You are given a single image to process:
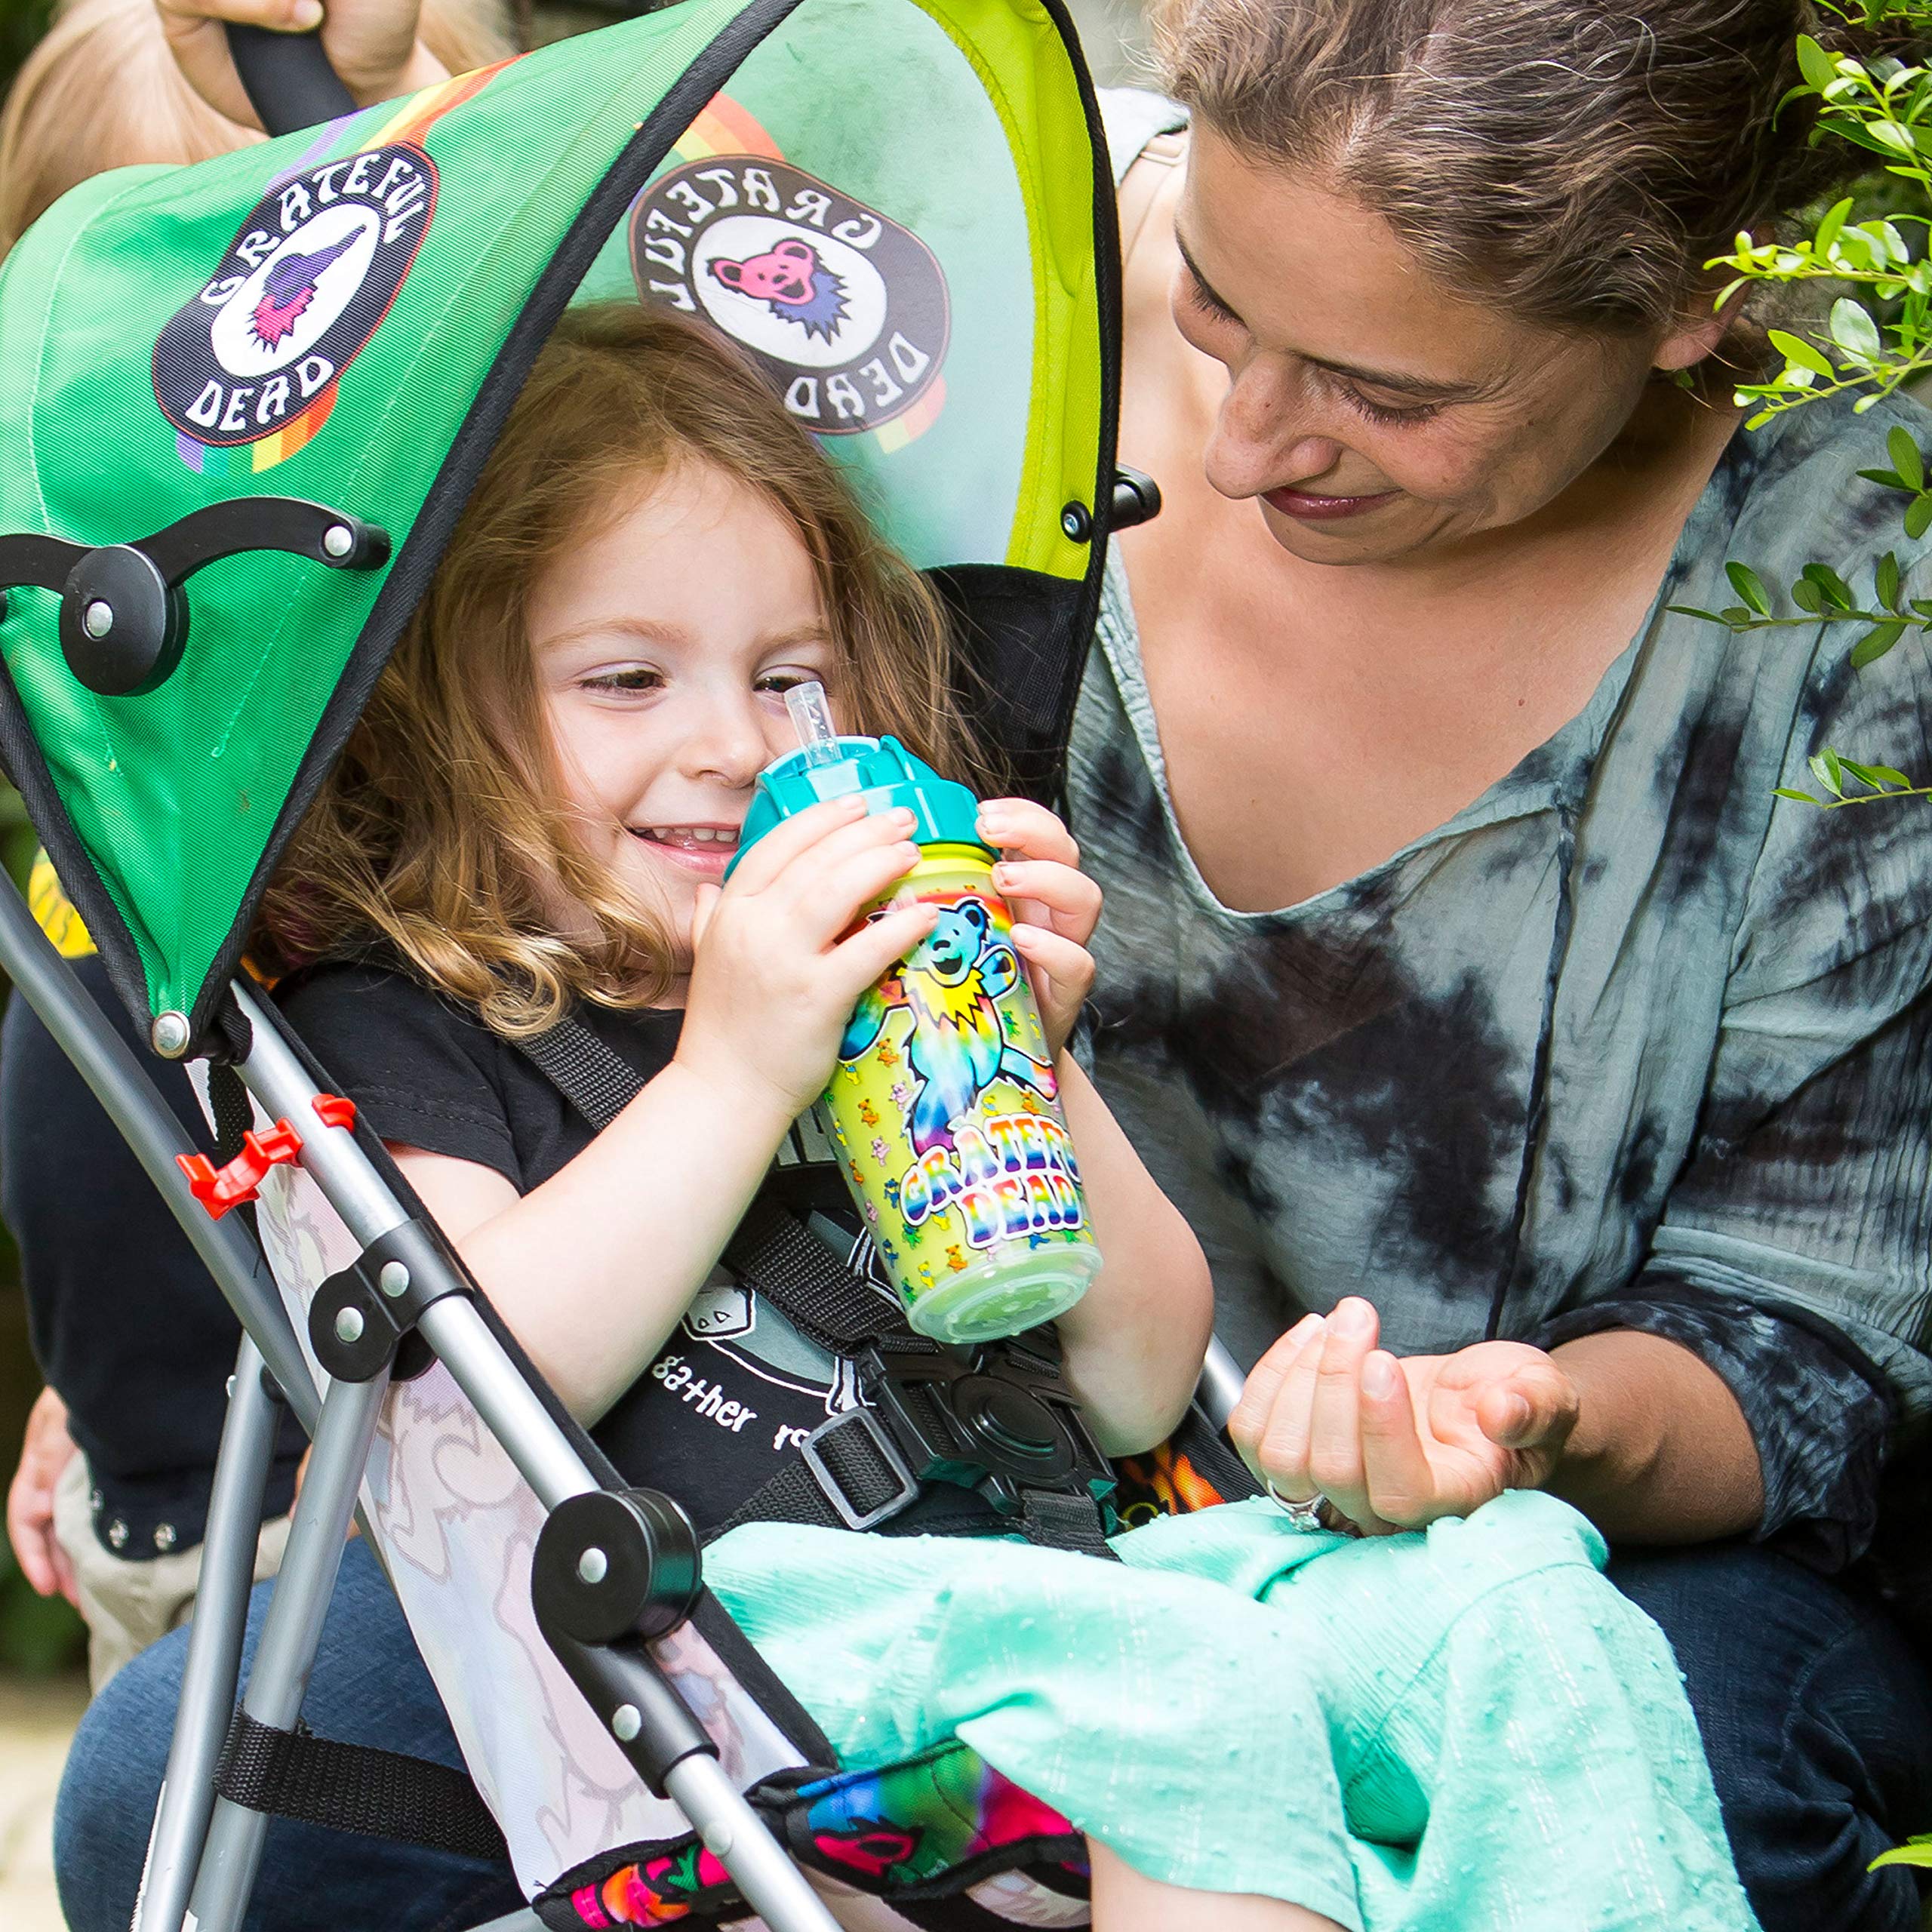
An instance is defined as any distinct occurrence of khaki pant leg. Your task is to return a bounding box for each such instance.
[53,1451,291,1691]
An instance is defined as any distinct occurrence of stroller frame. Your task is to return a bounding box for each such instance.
[1,864,843,1932]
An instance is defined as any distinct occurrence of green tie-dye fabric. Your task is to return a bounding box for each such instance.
[1069,387,1932,1566]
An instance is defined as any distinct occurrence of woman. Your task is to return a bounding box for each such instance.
[1080,5,1932,1929]
[111,0,1932,1927]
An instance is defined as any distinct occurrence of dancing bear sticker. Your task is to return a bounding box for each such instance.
[630,157,949,435]
[154,144,437,448]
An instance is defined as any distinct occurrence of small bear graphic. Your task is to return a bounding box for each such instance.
[708,236,848,343]
[840,897,1054,1155]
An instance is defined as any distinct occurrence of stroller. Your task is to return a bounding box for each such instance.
[0,8,1240,1928]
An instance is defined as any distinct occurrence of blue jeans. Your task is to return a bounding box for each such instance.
[54,1538,523,1932]
[1608,1544,1932,1932]
[55,1534,1932,1930]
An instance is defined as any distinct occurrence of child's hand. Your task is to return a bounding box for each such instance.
[675,797,937,1128]
[977,798,1101,1057]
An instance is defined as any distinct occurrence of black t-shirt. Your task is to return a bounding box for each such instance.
[278,961,902,1532]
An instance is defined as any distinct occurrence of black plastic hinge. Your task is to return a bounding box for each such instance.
[307,1217,466,1384]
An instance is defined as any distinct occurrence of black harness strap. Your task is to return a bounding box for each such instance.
[214,1712,510,1863]
[518,1013,641,1131]
[518,1015,1118,1558]
[722,1194,909,1357]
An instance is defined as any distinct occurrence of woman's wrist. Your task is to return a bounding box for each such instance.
[1543,1331,1761,1540]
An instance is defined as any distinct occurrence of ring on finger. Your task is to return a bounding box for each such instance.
[1265,1479,1359,1537]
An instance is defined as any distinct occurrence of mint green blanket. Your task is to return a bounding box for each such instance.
[708,1490,1756,1930]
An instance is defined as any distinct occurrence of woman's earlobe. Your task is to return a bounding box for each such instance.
[1654,301,1736,374]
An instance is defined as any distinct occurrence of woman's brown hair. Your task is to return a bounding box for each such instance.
[256,302,977,1037]
[0,0,512,257]
[1157,0,1924,335]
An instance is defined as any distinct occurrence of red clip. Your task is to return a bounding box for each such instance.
[177,1120,304,1220]
[312,1094,357,1131]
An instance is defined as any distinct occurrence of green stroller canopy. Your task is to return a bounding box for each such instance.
[0,0,1115,1050]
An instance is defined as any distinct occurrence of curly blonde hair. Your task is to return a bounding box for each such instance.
[257,303,977,1037]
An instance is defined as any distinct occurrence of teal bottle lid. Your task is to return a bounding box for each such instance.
[729,734,986,875]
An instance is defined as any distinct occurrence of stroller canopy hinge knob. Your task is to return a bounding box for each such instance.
[176,1118,304,1219]
[59,545,186,697]
[0,497,390,697]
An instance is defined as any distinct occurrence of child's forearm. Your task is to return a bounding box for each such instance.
[1050,1057,1212,1455]
[438,1062,796,1423]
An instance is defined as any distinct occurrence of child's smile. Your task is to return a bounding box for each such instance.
[628,821,743,877]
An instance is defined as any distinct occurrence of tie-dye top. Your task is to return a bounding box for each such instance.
[1074,99,1932,1568]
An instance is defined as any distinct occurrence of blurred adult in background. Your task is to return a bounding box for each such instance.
[0,0,512,1687]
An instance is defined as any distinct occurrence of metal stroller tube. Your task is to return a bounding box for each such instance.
[1198,1337,1247,1431]
[136,1334,285,1932]
[224,983,844,1932]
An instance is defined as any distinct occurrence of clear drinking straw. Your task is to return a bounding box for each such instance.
[786,681,842,769]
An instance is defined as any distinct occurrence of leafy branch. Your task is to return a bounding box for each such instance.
[1712,22,1932,426]
[1772,743,1930,806]
[1667,438,1929,670]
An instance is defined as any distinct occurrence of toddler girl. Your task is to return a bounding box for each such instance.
[264,302,1754,1932]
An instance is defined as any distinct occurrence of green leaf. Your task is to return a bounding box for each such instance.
[1792,577,1828,614]
[1769,328,1837,379]
[1774,788,1823,804]
[1811,749,1847,797]
[1719,605,1755,625]
[1796,32,1837,90]
[1831,297,1884,359]
[1890,426,1926,492]
[1840,758,1911,786]
[1878,550,1903,610]
[1907,492,1932,539]
[1726,561,1773,614]
[1826,118,1924,161]
[1816,195,1854,254]
[1852,620,1908,668]
[1802,563,1856,608]
[1666,605,1725,623]
[1857,467,1908,489]
[1869,1834,1932,1872]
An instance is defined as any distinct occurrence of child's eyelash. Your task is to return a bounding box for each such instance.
[583,667,663,693]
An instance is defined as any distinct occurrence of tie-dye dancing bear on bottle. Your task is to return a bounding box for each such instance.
[733,695,1100,1343]
[828,839,1100,1342]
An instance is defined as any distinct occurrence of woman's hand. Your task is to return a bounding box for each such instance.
[7,1387,79,1607]
[976,798,1101,1056]
[1230,1297,1580,1535]
[156,0,445,125]
[676,797,937,1129]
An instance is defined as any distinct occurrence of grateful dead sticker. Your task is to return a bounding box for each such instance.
[630,156,950,436]
[153,145,437,451]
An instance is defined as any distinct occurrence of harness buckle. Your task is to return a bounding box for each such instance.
[800,1405,921,1531]
[861,1331,1116,1523]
